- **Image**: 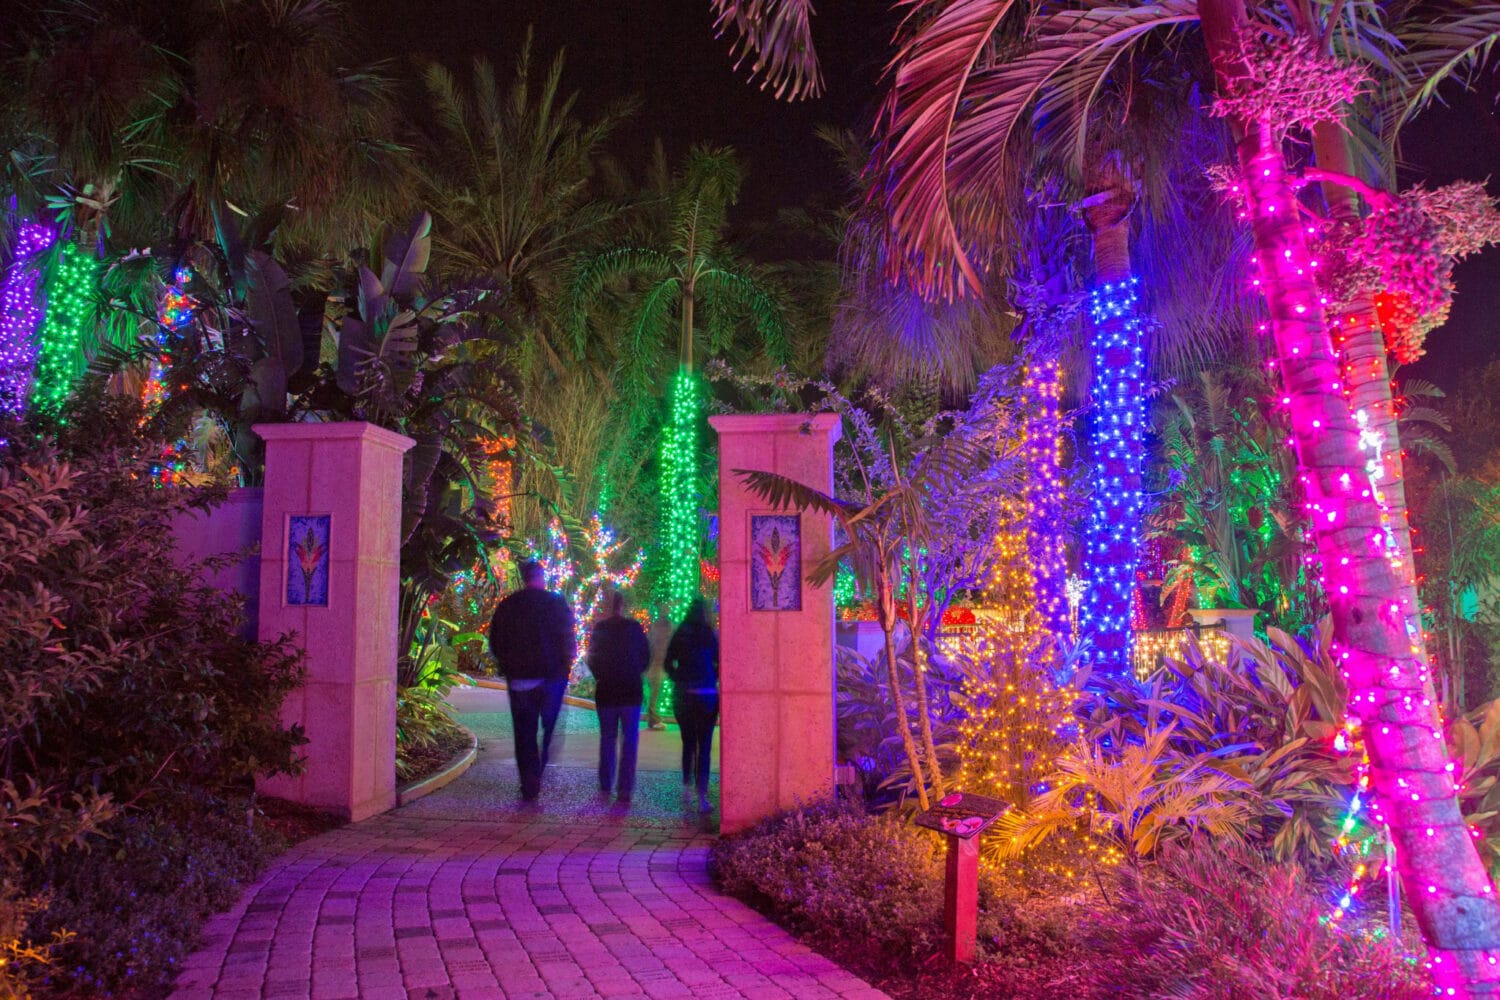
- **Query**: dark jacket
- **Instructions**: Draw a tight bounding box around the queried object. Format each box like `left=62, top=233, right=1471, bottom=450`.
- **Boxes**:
left=488, top=588, right=576, bottom=682
left=664, top=621, right=719, bottom=693
left=587, top=615, right=651, bottom=708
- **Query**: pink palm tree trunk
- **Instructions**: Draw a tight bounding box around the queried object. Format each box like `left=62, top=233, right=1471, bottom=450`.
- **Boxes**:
left=1198, top=0, right=1500, bottom=991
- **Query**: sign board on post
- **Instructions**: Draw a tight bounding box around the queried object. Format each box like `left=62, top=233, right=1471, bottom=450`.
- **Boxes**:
left=915, top=791, right=1008, bottom=964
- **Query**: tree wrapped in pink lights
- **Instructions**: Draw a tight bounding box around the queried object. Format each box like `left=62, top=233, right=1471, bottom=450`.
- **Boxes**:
left=1197, top=7, right=1500, bottom=985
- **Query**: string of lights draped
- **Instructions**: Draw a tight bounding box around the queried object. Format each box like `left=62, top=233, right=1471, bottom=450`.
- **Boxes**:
left=1081, top=277, right=1147, bottom=674
left=660, top=366, right=702, bottom=618
left=537, top=514, right=645, bottom=677
left=30, top=241, right=97, bottom=417
left=0, top=223, right=56, bottom=416
left=1022, top=356, right=1071, bottom=638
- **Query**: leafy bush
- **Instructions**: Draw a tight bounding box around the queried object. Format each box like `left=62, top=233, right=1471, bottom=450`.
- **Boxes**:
left=29, top=803, right=275, bottom=998
left=1, top=392, right=306, bottom=995
left=1000, top=726, right=1256, bottom=862
left=1084, top=840, right=1432, bottom=999
left=711, top=802, right=1006, bottom=967
left=397, top=615, right=475, bottom=782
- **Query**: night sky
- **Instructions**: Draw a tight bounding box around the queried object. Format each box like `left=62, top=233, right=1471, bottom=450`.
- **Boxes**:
left=358, top=0, right=1500, bottom=388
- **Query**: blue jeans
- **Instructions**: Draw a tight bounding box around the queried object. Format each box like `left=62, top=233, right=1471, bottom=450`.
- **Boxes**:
left=510, top=679, right=568, bottom=799
left=596, top=704, right=642, bottom=798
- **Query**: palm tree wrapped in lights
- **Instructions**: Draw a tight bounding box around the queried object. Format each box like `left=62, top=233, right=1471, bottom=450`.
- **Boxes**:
left=570, top=147, right=788, bottom=619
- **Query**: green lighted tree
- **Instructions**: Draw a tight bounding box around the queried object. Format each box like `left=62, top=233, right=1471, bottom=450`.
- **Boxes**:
left=569, top=146, right=788, bottom=617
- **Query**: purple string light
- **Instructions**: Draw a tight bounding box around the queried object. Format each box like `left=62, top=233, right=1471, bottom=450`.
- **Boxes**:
left=0, top=222, right=56, bottom=416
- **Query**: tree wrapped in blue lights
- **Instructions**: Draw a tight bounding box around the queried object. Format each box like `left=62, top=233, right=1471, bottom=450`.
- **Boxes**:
left=1082, top=276, right=1147, bottom=673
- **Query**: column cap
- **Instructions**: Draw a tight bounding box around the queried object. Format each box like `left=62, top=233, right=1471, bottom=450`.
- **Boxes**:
left=708, top=412, right=842, bottom=441
left=253, top=421, right=415, bottom=453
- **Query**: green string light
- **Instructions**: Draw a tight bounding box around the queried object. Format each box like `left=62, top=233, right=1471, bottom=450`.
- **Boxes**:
left=30, top=242, right=96, bottom=416
left=833, top=562, right=857, bottom=608
left=660, top=366, right=702, bottom=618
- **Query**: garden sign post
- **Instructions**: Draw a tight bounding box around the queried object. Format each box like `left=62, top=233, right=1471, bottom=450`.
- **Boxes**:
left=253, top=422, right=413, bottom=822
left=916, top=792, right=1009, bottom=964
left=709, top=413, right=841, bottom=836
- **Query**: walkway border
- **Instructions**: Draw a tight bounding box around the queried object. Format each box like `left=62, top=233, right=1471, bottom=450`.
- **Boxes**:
left=463, top=674, right=596, bottom=709
left=395, top=724, right=478, bottom=807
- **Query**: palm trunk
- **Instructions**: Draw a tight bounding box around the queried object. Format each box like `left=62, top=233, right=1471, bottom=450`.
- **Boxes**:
left=662, top=364, right=701, bottom=614
left=1082, top=165, right=1146, bottom=674
left=663, top=278, right=700, bottom=615
left=879, top=567, right=930, bottom=811
left=905, top=568, right=946, bottom=798
left=681, top=282, right=696, bottom=371
left=1199, top=1, right=1500, bottom=990
left=1310, top=121, right=1419, bottom=597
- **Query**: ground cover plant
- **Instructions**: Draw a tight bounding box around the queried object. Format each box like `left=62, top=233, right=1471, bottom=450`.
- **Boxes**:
left=712, top=804, right=1432, bottom=999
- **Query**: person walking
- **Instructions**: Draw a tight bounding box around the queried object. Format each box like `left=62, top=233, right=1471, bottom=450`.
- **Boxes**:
left=586, top=591, right=651, bottom=803
left=644, top=616, right=673, bottom=730
left=665, top=598, right=719, bottom=813
left=488, top=560, right=576, bottom=801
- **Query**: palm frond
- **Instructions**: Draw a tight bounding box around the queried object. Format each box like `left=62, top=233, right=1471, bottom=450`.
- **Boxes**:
left=734, top=468, right=851, bottom=519
left=1389, top=1, right=1500, bottom=135
left=696, top=265, right=790, bottom=363
left=875, top=0, right=1022, bottom=299
left=710, top=0, right=824, bottom=100
left=567, top=246, right=675, bottom=350
left=948, top=0, right=1199, bottom=200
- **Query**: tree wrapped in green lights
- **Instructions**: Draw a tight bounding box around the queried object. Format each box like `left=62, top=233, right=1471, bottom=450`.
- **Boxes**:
left=30, top=241, right=97, bottom=416
left=569, top=147, right=787, bottom=618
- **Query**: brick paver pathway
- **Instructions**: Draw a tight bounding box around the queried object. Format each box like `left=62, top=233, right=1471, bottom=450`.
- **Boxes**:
left=169, top=688, right=888, bottom=1000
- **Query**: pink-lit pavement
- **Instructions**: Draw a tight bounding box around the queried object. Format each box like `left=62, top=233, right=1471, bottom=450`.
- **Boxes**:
left=167, top=686, right=887, bottom=1000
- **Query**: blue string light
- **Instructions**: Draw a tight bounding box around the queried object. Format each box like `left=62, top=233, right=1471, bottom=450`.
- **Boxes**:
left=1082, top=276, right=1147, bottom=674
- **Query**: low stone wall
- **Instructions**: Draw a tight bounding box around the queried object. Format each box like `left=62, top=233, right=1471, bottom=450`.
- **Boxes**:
left=171, top=487, right=263, bottom=638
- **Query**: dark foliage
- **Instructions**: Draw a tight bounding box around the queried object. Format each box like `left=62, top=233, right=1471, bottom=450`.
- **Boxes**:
left=0, top=388, right=305, bottom=996
left=30, top=804, right=275, bottom=999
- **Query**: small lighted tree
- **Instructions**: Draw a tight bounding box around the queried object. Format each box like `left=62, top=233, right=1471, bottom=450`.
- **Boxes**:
left=535, top=514, right=645, bottom=678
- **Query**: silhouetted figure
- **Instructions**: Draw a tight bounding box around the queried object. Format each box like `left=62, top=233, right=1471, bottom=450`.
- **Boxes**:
left=665, top=598, right=719, bottom=812
left=489, top=560, right=576, bottom=801
left=645, top=616, right=672, bottom=730
left=586, top=591, right=651, bottom=802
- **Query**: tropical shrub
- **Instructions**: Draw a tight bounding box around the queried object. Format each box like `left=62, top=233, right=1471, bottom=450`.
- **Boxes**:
left=396, top=615, right=476, bottom=783
left=28, top=804, right=276, bottom=998
left=1084, top=840, right=1432, bottom=999
left=999, top=726, right=1257, bottom=862
left=1087, top=626, right=1353, bottom=861
left=710, top=802, right=1006, bottom=967
left=0, top=391, right=305, bottom=995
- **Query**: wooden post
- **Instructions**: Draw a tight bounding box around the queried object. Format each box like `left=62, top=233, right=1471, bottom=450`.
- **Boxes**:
left=944, top=833, right=979, bottom=964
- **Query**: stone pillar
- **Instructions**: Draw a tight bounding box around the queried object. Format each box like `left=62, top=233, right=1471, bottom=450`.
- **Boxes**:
left=710, top=413, right=842, bottom=835
left=253, top=422, right=413, bottom=822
